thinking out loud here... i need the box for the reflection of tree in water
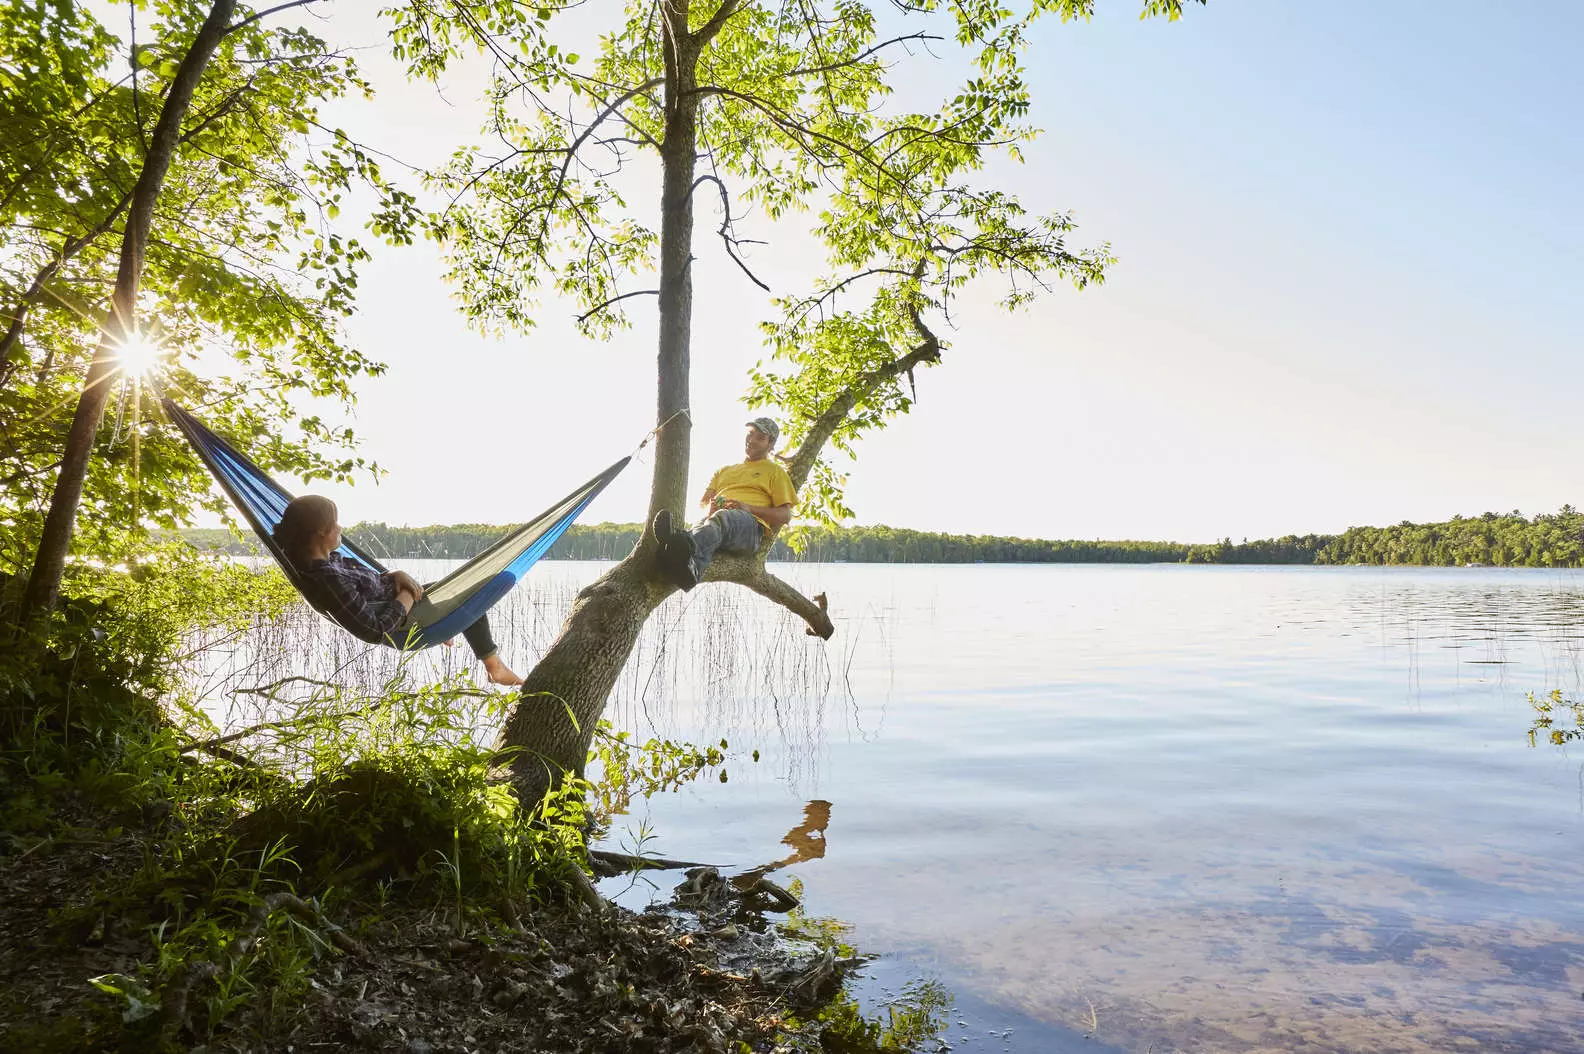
[812,977,954,1054]
[779,799,832,868]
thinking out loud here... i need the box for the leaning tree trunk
[494,0,706,802]
[493,0,932,804]
[20,0,237,619]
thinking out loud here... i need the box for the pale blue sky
[195,2,1584,540]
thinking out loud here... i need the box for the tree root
[788,948,840,1006]
[675,867,800,914]
[736,875,799,913]
[566,865,606,914]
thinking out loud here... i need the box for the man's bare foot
[482,654,523,686]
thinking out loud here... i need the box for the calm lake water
[194,562,1584,1053]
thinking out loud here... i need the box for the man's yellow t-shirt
[707,459,796,528]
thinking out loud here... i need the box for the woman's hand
[385,570,424,600]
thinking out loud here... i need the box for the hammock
[164,398,629,649]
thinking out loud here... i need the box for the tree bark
[647,0,701,530]
[20,0,237,618]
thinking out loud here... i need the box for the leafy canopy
[0,1,418,572]
[385,0,1199,525]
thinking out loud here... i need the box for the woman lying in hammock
[272,495,524,686]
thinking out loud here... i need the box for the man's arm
[719,499,793,529]
[700,487,717,513]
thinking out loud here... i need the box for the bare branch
[691,173,769,292]
[784,31,944,77]
[705,548,835,639]
[224,0,321,37]
[576,287,659,324]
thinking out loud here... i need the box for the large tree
[387,0,1202,799]
[3,1,412,610]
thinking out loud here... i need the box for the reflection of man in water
[777,799,831,868]
[733,800,832,896]
[732,800,832,901]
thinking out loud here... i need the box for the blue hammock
[164,398,628,649]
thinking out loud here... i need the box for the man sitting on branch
[651,416,796,590]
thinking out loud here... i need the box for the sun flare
[114,333,163,376]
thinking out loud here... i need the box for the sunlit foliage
[0,1,416,574]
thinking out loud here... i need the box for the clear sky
[196,2,1584,541]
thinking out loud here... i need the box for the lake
[192,561,1584,1052]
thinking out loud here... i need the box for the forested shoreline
[179,506,1584,567]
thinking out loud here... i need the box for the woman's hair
[272,495,338,562]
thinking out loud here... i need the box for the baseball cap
[745,416,780,444]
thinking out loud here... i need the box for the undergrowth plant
[1,551,751,1048]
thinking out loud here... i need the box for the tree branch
[785,296,942,491]
[224,0,321,37]
[691,0,744,49]
[783,31,943,77]
[576,287,659,324]
[0,188,136,385]
[691,173,769,291]
[704,547,834,639]
[685,84,909,192]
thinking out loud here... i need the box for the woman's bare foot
[482,654,523,686]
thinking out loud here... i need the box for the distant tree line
[1312,508,1584,568]
[177,507,1584,567]
[1182,535,1333,565]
